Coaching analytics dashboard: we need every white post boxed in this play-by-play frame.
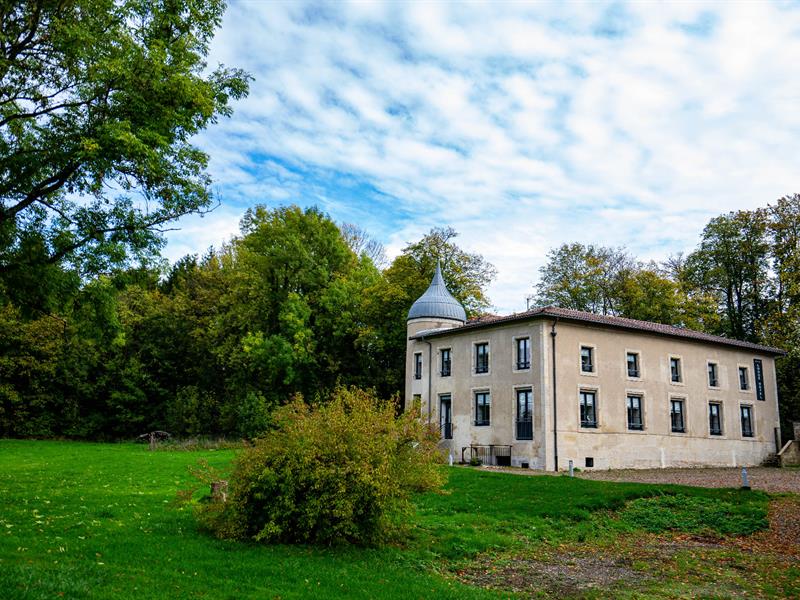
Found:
[568,459,574,477]
[448,451,453,467]
[741,467,751,490]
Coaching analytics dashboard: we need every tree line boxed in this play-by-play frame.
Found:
[0,205,493,438]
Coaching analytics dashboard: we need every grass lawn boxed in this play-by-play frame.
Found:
[0,440,797,599]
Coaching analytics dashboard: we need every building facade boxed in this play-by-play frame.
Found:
[405,265,784,471]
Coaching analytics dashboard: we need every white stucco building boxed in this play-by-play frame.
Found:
[405,265,785,471]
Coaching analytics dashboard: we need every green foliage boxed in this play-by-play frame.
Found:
[0,0,250,276]
[619,493,768,536]
[535,243,633,314]
[199,387,445,545]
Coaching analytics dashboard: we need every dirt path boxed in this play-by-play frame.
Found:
[577,466,800,493]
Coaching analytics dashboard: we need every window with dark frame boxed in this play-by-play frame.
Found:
[626,352,640,378]
[669,399,686,433]
[626,395,643,430]
[739,366,749,391]
[709,403,722,435]
[580,346,594,373]
[754,359,765,401]
[670,357,682,383]
[708,362,719,387]
[475,343,489,374]
[414,352,422,380]
[439,394,452,439]
[440,348,451,377]
[516,337,531,370]
[580,390,597,428]
[740,405,754,438]
[670,398,685,433]
[516,388,533,440]
[474,391,490,426]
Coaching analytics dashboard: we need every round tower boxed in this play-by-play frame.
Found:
[405,262,466,418]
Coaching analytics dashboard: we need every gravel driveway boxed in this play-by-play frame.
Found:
[578,467,800,493]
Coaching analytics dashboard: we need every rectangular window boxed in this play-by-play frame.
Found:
[707,362,719,387]
[475,343,489,374]
[440,348,451,377]
[670,357,682,383]
[516,337,530,370]
[740,405,754,438]
[626,352,640,378]
[739,366,749,391]
[709,403,722,436]
[754,359,765,401]
[580,346,594,373]
[474,391,490,426]
[439,395,452,439]
[414,352,422,380]
[516,388,533,440]
[626,395,643,430]
[670,399,685,433]
[580,390,597,428]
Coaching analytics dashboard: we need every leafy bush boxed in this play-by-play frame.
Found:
[469,456,482,467]
[197,386,445,545]
[620,493,768,536]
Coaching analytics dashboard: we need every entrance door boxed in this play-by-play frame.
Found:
[440,395,452,439]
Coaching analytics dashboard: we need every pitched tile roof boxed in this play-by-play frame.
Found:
[410,305,786,355]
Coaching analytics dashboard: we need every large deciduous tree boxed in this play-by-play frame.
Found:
[534,243,633,315]
[0,0,249,276]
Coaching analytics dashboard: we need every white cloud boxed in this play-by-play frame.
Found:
[164,0,800,313]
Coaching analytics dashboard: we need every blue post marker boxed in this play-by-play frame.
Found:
[741,467,751,490]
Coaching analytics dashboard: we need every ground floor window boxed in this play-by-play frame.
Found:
[626,395,643,430]
[439,394,452,439]
[670,398,685,433]
[474,391,490,426]
[580,390,597,428]
[740,405,754,438]
[516,388,533,440]
[709,403,722,436]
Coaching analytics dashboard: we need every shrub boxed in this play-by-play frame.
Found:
[197,386,444,545]
[469,456,482,467]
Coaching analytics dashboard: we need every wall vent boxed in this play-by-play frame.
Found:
[585,457,594,468]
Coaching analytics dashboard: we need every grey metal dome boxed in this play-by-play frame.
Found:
[407,262,466,322]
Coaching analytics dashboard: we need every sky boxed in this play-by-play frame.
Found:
[164,0,800,315]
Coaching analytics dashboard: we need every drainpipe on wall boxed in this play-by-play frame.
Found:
[551,319,559,472]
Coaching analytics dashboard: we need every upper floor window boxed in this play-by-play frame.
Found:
[707,362,719,388]
[670,398,685,433]
[516,337,531,370]
[740,405,754,438]
[580,390,597,428]
[516,388,533,440]
[709,403,722,436]
[475,343,489,374]
[626,352,640,378]
[754,359,765,401]
[474,391,490,426]
[670,357,682,383]
[414,353,422,380]
[580,346,594,373]
[738,366,749,391]
[440,348,451,377]
[626,395,643,430]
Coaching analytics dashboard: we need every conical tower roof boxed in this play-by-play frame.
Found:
[407,262,467,322]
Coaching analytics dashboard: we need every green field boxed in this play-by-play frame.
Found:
[0,440,796,599]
